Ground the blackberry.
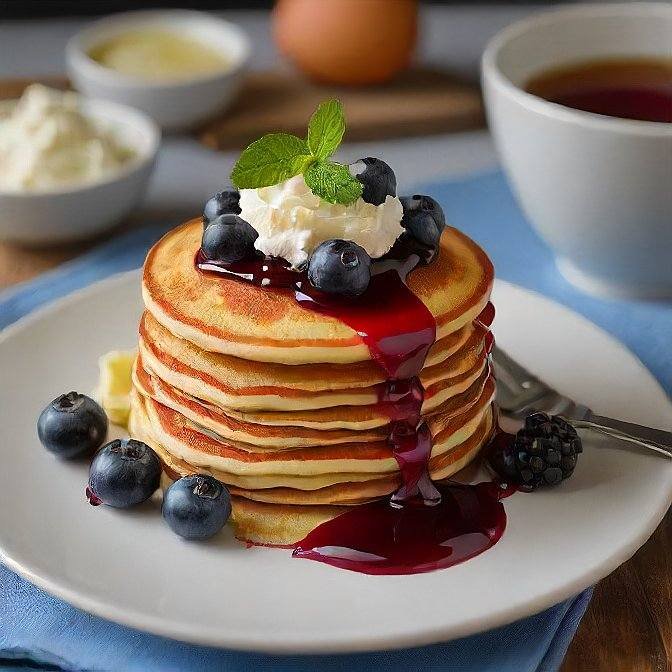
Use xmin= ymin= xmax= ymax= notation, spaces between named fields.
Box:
xmin=494 ymin=412 xmax=583 ymax=490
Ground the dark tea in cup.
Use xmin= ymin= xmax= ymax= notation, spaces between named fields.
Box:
xmin=525 ymin=57 xmax=672 ymax=123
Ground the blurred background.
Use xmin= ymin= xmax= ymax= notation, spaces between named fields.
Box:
xmin=2 ymin=0 xmax=581 ymax=18
xmin=1 ymin=0 xmax=668 ymax=285
xmin=0 ymin=0 xmax=668 ymax=282
xmin=0 ymin=0 xmax=537 ymax=264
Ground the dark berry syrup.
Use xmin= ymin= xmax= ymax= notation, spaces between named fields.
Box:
xmin=86 ymin=486 xmax=102 ymax=506
xmin=197 ymin=234 xmax=510 ymax=575
xmin=294 ymin=481 xmax=513 ymax=575
xmin=475 ymin=301 xmax=496 ymax=355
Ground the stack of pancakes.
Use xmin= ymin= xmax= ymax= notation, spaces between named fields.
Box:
xmin=129 ymin=219 xmax=496 ymax=545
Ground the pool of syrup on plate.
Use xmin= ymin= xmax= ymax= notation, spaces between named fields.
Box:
xmin=197 ymin=233 xmax=513 ymax=575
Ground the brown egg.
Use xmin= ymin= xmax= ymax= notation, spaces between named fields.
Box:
xmin=273 ymin=0 xmax=418 ymax=86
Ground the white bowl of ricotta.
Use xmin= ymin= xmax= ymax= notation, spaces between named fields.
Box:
xmin=66 ymin=10 xmax=250 ymax=131
xmin=0 ymin=85 xmax=160 ymax=245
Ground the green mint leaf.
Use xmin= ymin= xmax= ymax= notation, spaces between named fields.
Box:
xmin=231 ymin=133 xmax=313 ymax=189
xmin=307 ymin=99 xmax=346 ymax=160
xmin=304 ymin=161 xmax=363 ymax=205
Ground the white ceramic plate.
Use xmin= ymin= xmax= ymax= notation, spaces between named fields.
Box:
xmin=0 ymin=272 xmax=670 ymax=653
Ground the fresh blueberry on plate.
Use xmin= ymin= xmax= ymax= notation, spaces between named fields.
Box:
xmin=37 ymin=392 xmax=108 ymax=459
xmin=400 ymin=195 xmax=446 ymax=248
xmin=349 ymin=157 xmax=396 ymax=206
xmin=203 ymin=189 xmax=241 ymax=229
xmin=201 ymin=214 xmax=258 ymax=264
xmin=162 ymin=474 xmax=232 ymax=540
xmin=88 ymin=438 xmax=162 ymax=507
xmin=308 ymin=239 xmax=371 ymax=297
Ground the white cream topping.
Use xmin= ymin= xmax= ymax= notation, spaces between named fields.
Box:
xmin=239 ymin=174 xmax=404 ymax=268
xmin=0 ymin=84 xmax=134 ymax=192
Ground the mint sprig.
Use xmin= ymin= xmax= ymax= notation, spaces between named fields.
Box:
xmin=230 ymin=133 xmax=313 ymax=189
xmin=304 ymin=161 xmax=363 ymax=205
xmin=307 ymin=100 xmax=346 ymax=160
xmin=231 ymin=99 xmax=362 ymax=205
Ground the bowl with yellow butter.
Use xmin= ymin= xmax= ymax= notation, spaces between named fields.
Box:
xmin=67 ymin=10 xmax=250 ymax=131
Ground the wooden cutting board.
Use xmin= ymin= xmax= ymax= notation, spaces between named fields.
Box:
xmin=0 ymin=76 xmax=69 ymax=100
xmin=0 ymin=68 xmax=484 ymax=151
xmin=200 ymin=67 xmax=484 ymax=151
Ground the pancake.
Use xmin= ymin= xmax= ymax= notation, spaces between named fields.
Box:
xmin=133 ymin=353 xmax=493 ymax=448
xmin=140 ymin=309 xmax=486 ymax=393
xmin=142 ymin=219 xmax=494 ymax=364
xmin=228 ymin=498 xmax=346 ymax=547
xmin=209 ymin=363 xmax=490 ymax=430
xmin=139 ymin=323 xmax=489 ymax=414
xmin=133 ymin=355 xmax=384 ymax=446
xmin=230 ymin=411 xmax=494 ymax=505
xmin=141 ymin=341 xmax=489 ymax=421
xmin=129 ymin=379 xmax=494 ymax=487
xmin=142 ymin=402 xmax=494 ymax=506
xmin=151 ymin=412 xmax=495 ymax=546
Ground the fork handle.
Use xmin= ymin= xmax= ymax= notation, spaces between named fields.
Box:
xmin=571 ymin=413 xmax=672 ymax=459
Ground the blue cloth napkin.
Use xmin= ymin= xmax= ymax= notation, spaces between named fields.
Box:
xmin=6 ymin=167 xmax=671 ymax=672
xmin=0 ymin=563 xmax=591 ymax=672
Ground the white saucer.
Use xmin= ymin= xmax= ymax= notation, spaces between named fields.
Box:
xmin=0 ymin=272 xmax=670 ymax=653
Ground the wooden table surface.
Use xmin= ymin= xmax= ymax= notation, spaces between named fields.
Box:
xmin=2 ymin=245 xmax=670 ymax=671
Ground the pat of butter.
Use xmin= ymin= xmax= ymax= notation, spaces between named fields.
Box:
xmin=88 ymin=29 xmax=230 ymax=81
xmin=98 ymin=349 xmax=136 ymax=427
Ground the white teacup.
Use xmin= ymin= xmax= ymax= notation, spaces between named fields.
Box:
xmin=482 ymin=3 xmax=672 ymax=299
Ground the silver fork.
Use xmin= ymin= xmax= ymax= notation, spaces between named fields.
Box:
xmin=493 ymin=345 xmax=672 ymax=459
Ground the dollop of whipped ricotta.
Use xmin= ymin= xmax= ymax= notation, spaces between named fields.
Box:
xmin=0 ymin=84 xmax=134 ymax=192
xmin=239 ymin=174 xmax=404 ymax=268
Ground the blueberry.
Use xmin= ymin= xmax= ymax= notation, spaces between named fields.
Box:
xmin=88 ymin=439 xmax=161 ymax=508
xmin=400 ymin=195 xmax=446 ymax=247
xmin=203 ymin=189 xmax=240 ymax=229
xmin=37 ymin=392 xmax=107 ymax=459
xmin=201 ymin=214 xmax=258 ymax=264
xmin=349 ymin=157 xmax=396 ymax=206
xmin=308 ymin=239 xmax=371 ymax=297
xmin=162 ymin=474 xmax=232 ymax=540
